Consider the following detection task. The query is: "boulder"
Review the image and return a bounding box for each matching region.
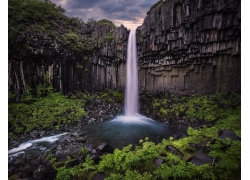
[154,158,163,168]
[166,145,182,157]
[96,143,114,154]
[33,163,57,180]
[189,152,215,166]
[218,130,241,141]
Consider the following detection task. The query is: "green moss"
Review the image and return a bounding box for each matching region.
[8,174,18,180]
[8,92,87,140]
[97,89,124,103]
[152,93,240,123]
[97,19,116,28]
[43,92,240,179]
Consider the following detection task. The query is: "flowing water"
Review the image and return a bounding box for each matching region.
[8,132,68,163]
[8,29,177,162]
[79,29,177,149]
[125,29,138,116]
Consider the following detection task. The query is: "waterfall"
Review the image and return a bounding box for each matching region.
[125,30,138,116]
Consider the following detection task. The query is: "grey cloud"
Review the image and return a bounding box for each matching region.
[65,0,102,9]
[50,0,159,28]
[99,3,126,13]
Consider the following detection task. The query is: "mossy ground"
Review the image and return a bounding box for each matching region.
[30,92,240,180]
[8,89,124,141]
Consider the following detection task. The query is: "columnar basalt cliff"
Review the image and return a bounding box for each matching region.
[8,19,129,95]
[8,0,241,96]
[86,23,129,91]
[136,0,241,95]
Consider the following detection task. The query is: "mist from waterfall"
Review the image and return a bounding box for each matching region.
[125,30,138,116]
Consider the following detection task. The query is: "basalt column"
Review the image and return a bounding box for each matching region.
[136,0,241,95]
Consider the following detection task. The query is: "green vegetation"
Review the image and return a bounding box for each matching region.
[8,0,93,62]
[44,92,240,180]
[152,92,240,125]
[8,88,125,140]
[49,124,240,179]
[8,89,87,140]
[104,32,115,42]
[96,89,124,103]
[98,19,116,28]
[166,7,169,13]
[150,0,165,11]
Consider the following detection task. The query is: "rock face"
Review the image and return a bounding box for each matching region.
[136,0,241,95]
[8,22,129,95]
[8,0,241,96]
[88,23,129,91]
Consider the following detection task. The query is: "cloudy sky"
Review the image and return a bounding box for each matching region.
[50,0,159,30]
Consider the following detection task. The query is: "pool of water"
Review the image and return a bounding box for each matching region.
[8,114,177,164]
[81,114,177,149]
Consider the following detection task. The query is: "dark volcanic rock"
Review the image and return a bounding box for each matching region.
[33,163,57,180]
[166,145,182,157]
[65,159,81,169]
[92,172,106,180]
[136,0,241,95]
[154,158,163,168]
[97,143,114,154]
[189,152,215,166]
[218,130,241,141]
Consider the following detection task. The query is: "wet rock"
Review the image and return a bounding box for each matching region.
[39,131,45,137]
[30,130,39,138]
[91,155,101,164]
[174,132,186,140]
[71,129,80,137]
[8,166,18,177]
[91,149,97,155]
[166,145,182,157]
[92,172,106,180]
[22,164,36,177]
[97,143,114,154]
[39,147,46,151]
[74,137,87,143]
[85,144,93,152]
[189,152,215,166]
[33,163,57,180]
[65,159,81,169]
[218,130,241,141]
[154,158,163,168]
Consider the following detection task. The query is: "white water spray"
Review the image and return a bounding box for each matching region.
[125,30,138,116]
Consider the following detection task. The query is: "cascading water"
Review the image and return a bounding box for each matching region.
[8,29,177,158]
[125,30,138,116]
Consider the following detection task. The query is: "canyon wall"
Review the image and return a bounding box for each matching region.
[8,0,241,96]
[136,0,241,95]
[8,22,129,95]
[87,24,128,92]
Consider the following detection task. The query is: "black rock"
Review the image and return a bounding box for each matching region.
[85,144,93,152]
[166,145,182,157]
[66,159,81,169]
[154,158,163,168]
[96,143,114,154]
[8,166,18,177]
[91,149,97,155]
[218,130,241,141]
[189,152,215,166]
[91,154,101,164]
[75,137,87,143]
[92,172,106,180]
[33,163,57,180]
